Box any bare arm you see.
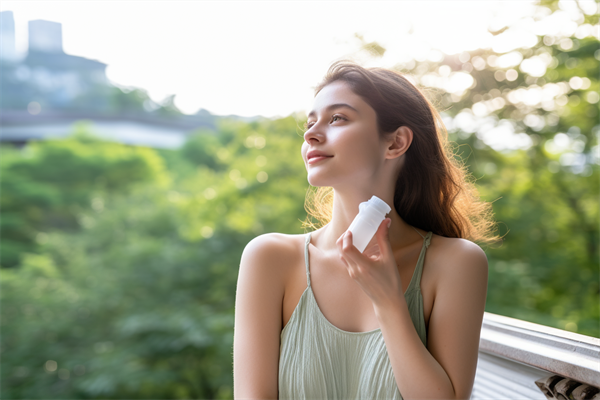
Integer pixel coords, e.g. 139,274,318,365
337,222,488,399
376,239,488,399
233,234,291,399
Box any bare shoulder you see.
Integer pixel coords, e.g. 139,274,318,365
241,232,303,264
234,232,304,397
426,234,488,285
239,232,304,282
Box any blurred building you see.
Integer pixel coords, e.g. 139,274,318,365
0,11,218,149
0,11,17,62
1,14,109,111
29,19,63,53
22,18,109,108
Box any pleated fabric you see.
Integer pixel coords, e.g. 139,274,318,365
279,230,432,400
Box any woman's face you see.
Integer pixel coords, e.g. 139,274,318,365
301,80,386,188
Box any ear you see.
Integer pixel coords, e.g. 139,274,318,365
385,126,413,160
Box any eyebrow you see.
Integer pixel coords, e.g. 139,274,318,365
307,103,359,119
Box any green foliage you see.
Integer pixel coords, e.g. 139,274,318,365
1,115,308,398
0,126,168,268
105,86,152,114
181,129,226,171
383,1,599,336
2,187,240,398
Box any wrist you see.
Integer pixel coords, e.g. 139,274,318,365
374,293,408,319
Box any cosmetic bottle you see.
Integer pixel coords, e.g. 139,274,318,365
347,195,391,253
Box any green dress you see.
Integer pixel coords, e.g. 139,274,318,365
278,230,432,399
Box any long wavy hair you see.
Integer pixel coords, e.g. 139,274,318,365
302,61,499,244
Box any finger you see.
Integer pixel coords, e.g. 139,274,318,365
342,231,368,264
336,235,355,274
363,243,381,259
339,255,349,268
374,218,394,260
337,232,350,263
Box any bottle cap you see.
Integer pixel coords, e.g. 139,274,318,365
367,195,391,215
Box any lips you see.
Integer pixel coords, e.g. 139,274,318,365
307,155,332,165
307,150,333,162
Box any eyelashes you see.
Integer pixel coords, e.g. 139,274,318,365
305,115,347,131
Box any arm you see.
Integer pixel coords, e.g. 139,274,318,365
233,234,290,399
337,221,488,399
376,239,488,399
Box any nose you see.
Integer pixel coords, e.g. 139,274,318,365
303,123,324,145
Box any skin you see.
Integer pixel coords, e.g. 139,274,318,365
233,80,488,399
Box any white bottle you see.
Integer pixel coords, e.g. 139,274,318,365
347,195,391,253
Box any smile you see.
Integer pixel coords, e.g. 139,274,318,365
308,156,333,164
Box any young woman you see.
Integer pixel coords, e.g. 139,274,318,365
233,61,497,399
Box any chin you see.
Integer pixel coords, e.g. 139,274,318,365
306,173,329,187
307,171,343,188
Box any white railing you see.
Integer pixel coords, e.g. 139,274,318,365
472,313,600,400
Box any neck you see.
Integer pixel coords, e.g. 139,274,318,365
317,187,422,254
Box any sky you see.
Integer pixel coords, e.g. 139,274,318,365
0,0,586,118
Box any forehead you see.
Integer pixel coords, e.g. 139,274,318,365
309,80,369,116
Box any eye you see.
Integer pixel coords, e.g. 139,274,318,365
305,121,315,130
331,115,346,123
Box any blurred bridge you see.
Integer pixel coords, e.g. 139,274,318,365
0,109,218,149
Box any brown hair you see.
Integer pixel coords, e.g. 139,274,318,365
302,61,499,244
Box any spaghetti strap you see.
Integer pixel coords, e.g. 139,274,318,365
279,232,430,397
424,231,432,249
304,232,312,287
412,226,426,239
406,231,433,292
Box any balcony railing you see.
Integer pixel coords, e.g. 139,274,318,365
472,313,600,400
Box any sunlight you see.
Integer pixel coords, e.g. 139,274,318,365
1,1,542,118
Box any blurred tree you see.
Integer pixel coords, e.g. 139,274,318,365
156,94,183,117
1,116,308,399
0,126,168,268
382,0,599,334
105,86,151,114
180,128,226,171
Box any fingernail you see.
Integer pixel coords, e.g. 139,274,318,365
387,219,391,228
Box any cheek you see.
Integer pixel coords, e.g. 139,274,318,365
334,130,380,163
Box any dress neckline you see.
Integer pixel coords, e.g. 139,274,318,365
303,230,432,335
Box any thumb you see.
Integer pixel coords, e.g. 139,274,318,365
375,218,393,259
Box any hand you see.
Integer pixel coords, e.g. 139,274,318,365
336,218,403,308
